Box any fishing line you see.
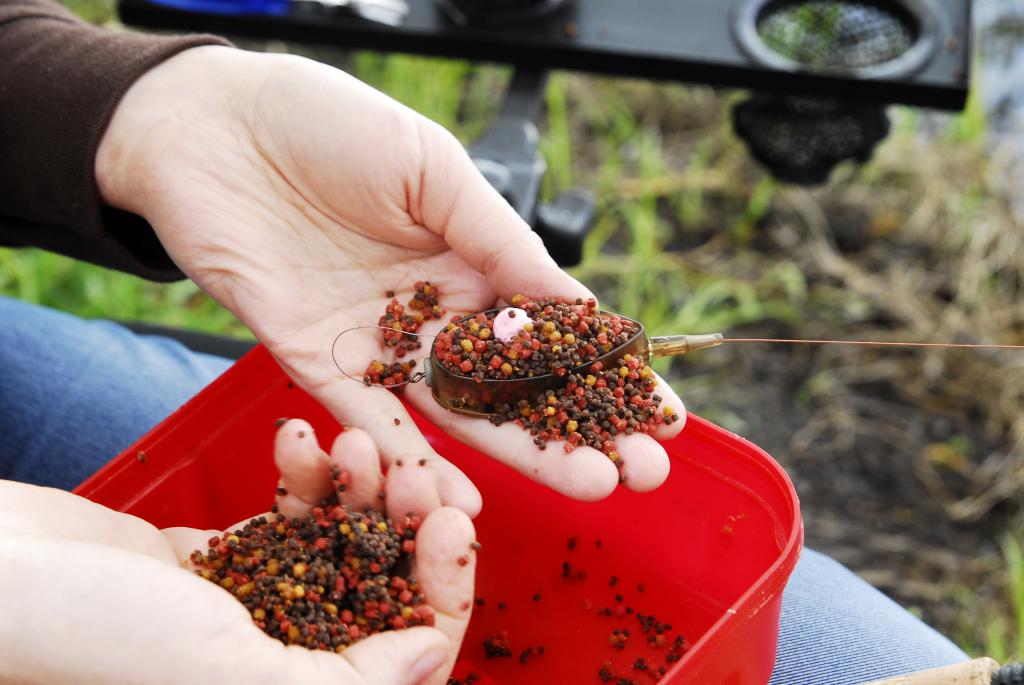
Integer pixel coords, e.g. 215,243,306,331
722,338,1024,350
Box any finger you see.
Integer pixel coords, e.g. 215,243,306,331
320,383,483,517
613,434,671,493
407,379,619,501
609,375,682,492
329,429,386,512
415,120,594,304
385,455,443,524
339,626,450,685
650,374,687,441
412,506,476,685
168,427,385,566
274,419,332,518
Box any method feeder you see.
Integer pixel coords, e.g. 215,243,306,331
426,310,724,418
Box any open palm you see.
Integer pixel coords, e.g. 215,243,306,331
96,46,686,514
0,422,474,685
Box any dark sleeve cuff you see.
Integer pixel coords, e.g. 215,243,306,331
0,1,232,280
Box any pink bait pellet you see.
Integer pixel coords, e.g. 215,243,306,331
492,307,530,342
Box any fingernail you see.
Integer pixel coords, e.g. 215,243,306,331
409,648,447,684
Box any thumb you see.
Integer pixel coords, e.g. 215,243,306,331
414,118,594,304
338,626,451,685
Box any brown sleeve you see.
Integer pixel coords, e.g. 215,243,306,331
0,0,232,281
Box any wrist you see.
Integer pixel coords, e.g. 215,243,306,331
95,45,240,216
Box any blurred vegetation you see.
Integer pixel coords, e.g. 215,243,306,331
8,0,1024,662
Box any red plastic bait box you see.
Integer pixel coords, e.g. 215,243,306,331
75,346,802,685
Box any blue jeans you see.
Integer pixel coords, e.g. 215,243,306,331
0,296,967,684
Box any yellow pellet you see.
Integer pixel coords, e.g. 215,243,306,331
294,585,305,598
324,603,338,616
402,606,414,619
608,451,620,463
219,577,235,589
275,523,286,535
501,363,513,375
564,333,576,345
293,563,307,578
376,521,389,533
266,559,280,576
339,523,352,535
623,354,633,361
619,367,629,377
335,645,347,654
227,535,240,544
277,582,291,595
663,406,674,416
567,420,579,433
359,522,369,533
253,608,266,621
547,395,558,405
287,626,299,642
460,339,473,352
236,582,255,598
549,331,562,343
551,345,562,354
470,322,480,333
512,294,525,305
585,375,597,386
545,406,556,416
199,569,214,580
479,328,491,340
523,322,534,333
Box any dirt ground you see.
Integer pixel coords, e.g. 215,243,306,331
654,184,1023,644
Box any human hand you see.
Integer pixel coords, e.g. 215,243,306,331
0,421,475,685
95,47,685,507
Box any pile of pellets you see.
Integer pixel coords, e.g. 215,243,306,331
191,467,434,652
362,281,444,385
434,296,680,463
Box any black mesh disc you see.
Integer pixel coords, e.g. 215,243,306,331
732,94,890,184
756,0,917,70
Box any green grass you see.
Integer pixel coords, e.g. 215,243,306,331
60,0,116,23
0,249,249,336
955,531,1024,662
